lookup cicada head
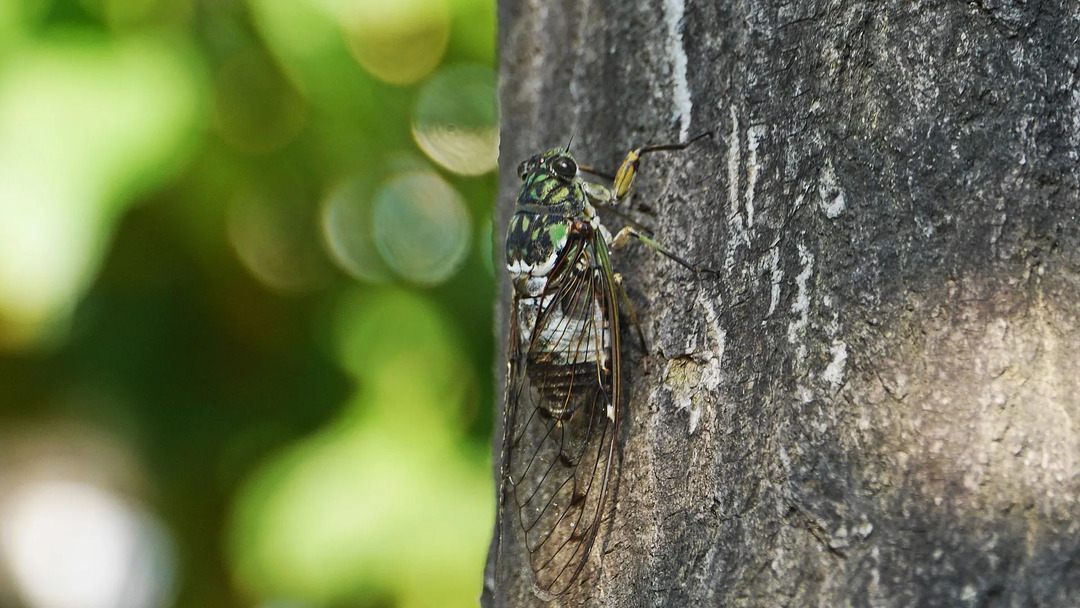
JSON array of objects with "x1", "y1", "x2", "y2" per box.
[{"x1": 514, "y1": 148, "x2": 584, "y2": 210}]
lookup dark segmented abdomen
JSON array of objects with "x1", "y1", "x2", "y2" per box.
[{"x1": 526, "y1": 359, "x2": 605, "y2": 420}]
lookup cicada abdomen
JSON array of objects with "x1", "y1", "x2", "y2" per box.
[{"x1": 506, "y1": 219, "x2": 619, "y2": 596}]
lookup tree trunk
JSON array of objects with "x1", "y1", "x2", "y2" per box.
[{"x1": 486, "y1": 0, "x2": 1080, "y2": 605}]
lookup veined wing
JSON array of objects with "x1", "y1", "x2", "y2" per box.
[{"x1": 503, "y1": 227, "x2": 621, "y2": 598}]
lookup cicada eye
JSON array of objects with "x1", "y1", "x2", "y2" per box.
[
  {"x1": 551, "y1": 156, "x2": 577, "y2": 180},
  {"x1": 517, "y1": 161, "x2": 527, "y2": 179}
]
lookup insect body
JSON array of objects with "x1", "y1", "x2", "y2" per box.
[{"x1": 500, "y1": 133, "x2": 709, "y2": 598}]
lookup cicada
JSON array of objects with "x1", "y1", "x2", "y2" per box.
[{"x1": 499, "y1": 132, "x2": 710, "y2": 598}]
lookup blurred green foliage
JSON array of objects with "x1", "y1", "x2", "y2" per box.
[{"x1": 0, "y1": 1, "x2": 497, "y2": 607}]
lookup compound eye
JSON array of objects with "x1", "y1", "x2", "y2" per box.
[
  {"x1": 516, "y1": 161, "x2": 527, "y2": 179},
  {"x1": 551, "y1": 156, "x2": 577, "y2": 179}
]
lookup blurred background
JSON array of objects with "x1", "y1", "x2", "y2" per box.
[{"x1": 0, "y1": 0, "x2": 497, "y2": 607}]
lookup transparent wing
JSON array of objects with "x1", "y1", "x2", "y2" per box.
[{"x1": 502, "y1": 232, "x2": 621, "y2": 598}]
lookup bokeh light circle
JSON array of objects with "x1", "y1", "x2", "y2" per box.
[
  {"x1": 0, "y1": 425, "x2": 177, "y2": 608},
  {"x1": 342, "y1": 0, "x2": 450, "y2": 85},
  {"x1": 372, "y1": 172, "x2": 471, "y2": 285},
  {"x1": 320, "y1": 176, "x2": 390, "y2": 283},
  {"x1": 227, "y1": 188, "x2": 331, "y2": 293},
  {"x1": 0, "y1": 480, "x2": 175, "y2": 608},
  {"x1": 411, "y1": 64, "x2": 499, "y2": 175}
]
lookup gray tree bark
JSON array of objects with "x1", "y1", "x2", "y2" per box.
[{"x1": 486, "y1": 0, "x2": 1080, "y2": 605}]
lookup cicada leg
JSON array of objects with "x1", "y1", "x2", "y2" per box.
[
  {"x1": 612, "y1": 271, "x2": 645, "y2": 343},
  {"x1": 577, "y1": 164, "x2": 615, "y2": 181},
  {"x1": 604, "y1": 131, "x2": 717, "y2": 274},
  {"x1": 610, "y1": 225, "x2": 717, "y2": 275},
  {"x1": 612, "y1": 131, "x2": 712, "y2": 202}
]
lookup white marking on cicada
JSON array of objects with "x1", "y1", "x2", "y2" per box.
[
  {"x1": 506, "y1": 248, "x2": 559, "y2": 278},
  {"x1": 522, "y1": 276, "x2": 548, "y2": 297},
  {"x1": 507, "y1": 248, "x2": 561, "y2": 297},
  {"x1": 517, "y1": 292, "x2": 610, "y2": 366},
  {"x1": 530, "y1": 249, "x2": 559, "y2": 277},
  {"x1": 506, "y1": 259, "x2": 527, "y2": 275}
]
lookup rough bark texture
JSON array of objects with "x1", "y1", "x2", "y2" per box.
[{"x1": 487, "y1": 0, "x2": 1080, "y2": 605}]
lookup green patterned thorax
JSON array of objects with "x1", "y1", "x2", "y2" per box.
[{"x1": 505, "y1": 148, "x2": 588, "y2": 296}]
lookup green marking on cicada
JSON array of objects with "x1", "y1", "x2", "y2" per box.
[
  {"x1": 546, "y1": 221, "x2": 568, "y2": 245},
  {"x1": 499, "y1": 131, "x2": 712, "y2": 599}
]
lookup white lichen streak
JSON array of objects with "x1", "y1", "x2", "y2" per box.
[
  {"x1": 687, "y1": 294, "x2": 725, "y2": 435},
  {"x1": 821, "y1": 294, "x2": 847, "y2": 391},
  {"x1": 697, "y1": 295, "x2": 725, "y2": 392},
  {"x1": 823, "y1": 340, "x2": 848, "y2": 390},
  {"x1": 766, "y1": 245, "x2": 782, "y2": 317},
  {"x1": 818, "y1": 159, "x2": 846, "y2": 218},
  {"x1": 788, "y1": 242, "x2": 813, "y2": 365},
  {"x1": 1070, "y1": 81, "x2": 1080, "y2": 161},
  {"x1": 746, "y1": 124, "x2": 766, "y2": 228},
  {"x1": 655, "y1": 291, "x2": 725, "y2": 436},
  {"x1": 727, "y1": 108, "x2": 741, "y2": 219},
  {"x1": 662, "y1": 0, "x2": 692, "y2": 141},
  {"x1": 724, "y1": 107, "x2": 750, "y2": 274}
]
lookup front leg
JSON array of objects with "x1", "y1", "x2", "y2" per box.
[
  {"x1": 583, "y1": 181, "x2": 616, "y2": 208},
  {"x1": 613, "y1": 131, "x2": 713, "y2": 201}
]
